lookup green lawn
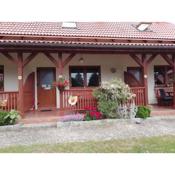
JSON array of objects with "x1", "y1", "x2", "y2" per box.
[{"x1": 1, "y1": 135, "x2": 175, "y2": 153}]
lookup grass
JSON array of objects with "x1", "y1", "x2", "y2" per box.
[{"x1": 1, "y1": 135, "x2": 175, "y2": 153}]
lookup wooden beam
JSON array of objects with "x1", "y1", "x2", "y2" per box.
[
  {"x1": 57, "y1": 52, "x2": 63, "y2": 74},
  {"x1": 23, "y1": 52, "x2": 38, "y2": 67},
  {"x1": 147, "y1": 54, "x2": 157, "y2": 65},
  {"x1": 43, "y1": 52, "x2": 57, "y2": 66},
  {"x1": 161, "y1": 54, "x2": 174, "y2": 66},
  {"x1": 62, "y1": 53, "x2": 76, "y2": 67},
  {"x1": 17, "y1": 52, "x2": 24, "y2": 117},
  {"x1": 1, "y1": 52, "x2": 17, "y2": 63},
  {"x1": 129, "y1": 54, "x2": 143, "y2": 67}
]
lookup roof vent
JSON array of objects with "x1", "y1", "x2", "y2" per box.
[
  {"x1": 136, "y1": 22, "x2": 152, "y2": 31},
  {"x1": 62, "y1": 22, "x2": 77, "y2": 29}
]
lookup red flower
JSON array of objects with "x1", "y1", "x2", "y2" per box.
[
  {"x1": 84, "y1": 106, "x2": 97, "y2": 111},
  {"x1": 89, "y1": 111, "x2": 102, "y2": 120}
]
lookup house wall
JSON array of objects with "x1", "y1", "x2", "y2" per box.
[{"x1": 0, "y1": 53, "x2": 168, "y2": 108}]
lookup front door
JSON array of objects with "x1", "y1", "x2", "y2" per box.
[{"x1": 37, "y1": 68, "x2": 56, "y2": 110}]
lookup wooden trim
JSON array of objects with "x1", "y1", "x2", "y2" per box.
[
  {"x1": 17, "y1": 52, "x2": 24, "y2": 116},
  {"x1": 147, "y1": 54, "x2": 157, "y2": 64},
  {"x1": 23, "y1": 52, "x2": 38, "y2": 67},
  {"x1": 1, "y1": 52, "x2": 17, "y2": 63},
  {"x1": 161, "y1": 54, "x2": 174, "y2": 66},
  {"x1": 62, "y1": 53, "x2": 76, "y2": 67},
  {"x1": 43, "y1": 52, "x2": 58, "y2": 66},
  {"x1": 129, "y1": 54, "x2": 143, "y2": 67}
]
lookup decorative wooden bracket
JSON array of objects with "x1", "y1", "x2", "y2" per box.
[
  {"x1": 23, "y1": 52, "x2": 38, "y2": 67},
  {"x1": 129, "y1": 54, "x2": 143, "y2": 67},
  {"x1": 44, "y1": 52, "x2": 76, "y2": 69},
  {"x1": 130, "y1": 53, "x2": 157, "y2": 67},
  {"x1": 43, "y1": 52, "x2": 58, "y2": 66},
  {"x1": 62, "y1": 53, "x2": 76, "y2": 67},
  {"x1": 1, "y1": 52, "x2": 17, "y2": 63},
  {"x1": 161, "y1": 54, "x2": 174, "y2": 67}
]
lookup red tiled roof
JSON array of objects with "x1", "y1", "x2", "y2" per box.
[
  {"x1": 0, "y1": 22, "x2": 175, "y2": 39},
  {"x1": 0, "y1": 22, "x2": 175, "y2": 48}
]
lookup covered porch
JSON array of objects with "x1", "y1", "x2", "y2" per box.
[{"x1": 0, "y1": 47, "x2": 175, "y2": 117}]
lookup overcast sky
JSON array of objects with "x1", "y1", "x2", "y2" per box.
[{"x1": 0, "y1": 0, "x2": 175, "y2": 23}]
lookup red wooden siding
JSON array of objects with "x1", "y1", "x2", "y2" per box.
[
  {"x1": 61, "y1": 89, "x2": 97, "y2": 111},
  {"x1": 0, "y1": 91, "x2": 18, "y2": 111}
]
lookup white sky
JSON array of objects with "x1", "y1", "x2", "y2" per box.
[{"x1": 0, "y1": 0, "x2": 175, "y2": 23}]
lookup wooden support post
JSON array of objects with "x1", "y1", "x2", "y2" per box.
[
  {"x1": 57, "y1": 53, "x2": 63, "y2": 110},
  {"x1": 142, "y1": 54, "x2": 148, "y2": 106},
  {"x1": 172, "y1": 55, "x2": 175, "y2": 109},
  {"x1": 17, "y1": 52, "x2": 24, "y2": 117},
  {"x1": 130, "y1": 53, "x2": 156, "y2": 106}
]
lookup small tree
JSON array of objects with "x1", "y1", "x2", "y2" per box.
[{"x1": 93, "y1": 78, "x2": 135, "y2": 118}]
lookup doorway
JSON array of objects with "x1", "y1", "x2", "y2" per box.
[{"x1": 37, "y1": 67, "x2": 56, "y2": 110}]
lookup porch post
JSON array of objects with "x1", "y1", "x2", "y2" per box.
[
  {"x1": 130, "y1": 53, "x2": 157, "y2": 106},
  {"x1": 142, "y1": 55, "x2": 149, "y2": 106},
  {"x1": 17, "y1": 52, "x2": 24, "y2": 117},
  {"x1": 172, "y1": 55, "x2": 175, "y2": 108},
  {"x1": 57, "y1": 53, "x2": 63, "y2": 110}
]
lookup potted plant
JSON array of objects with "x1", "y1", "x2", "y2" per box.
[{"x1": 53, "y1": 75, "x2": 69, "y2": 91}]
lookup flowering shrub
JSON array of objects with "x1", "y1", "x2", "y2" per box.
[
  {"x1": 84, "y1": 106, "x2": 102, "y2": 121},
  {"x1": 93, "y1": 78, "x2": 136, "y2": 118},
  {"x1": 53, "y1": 75, "x2": 69, "y2": 90}
]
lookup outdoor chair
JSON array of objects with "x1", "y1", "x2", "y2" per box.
[{"x1": 158, "y1": 89, "x2": 173, "y2": 106}]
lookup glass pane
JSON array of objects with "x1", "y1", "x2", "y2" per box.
[
  {"x1": 128, "y1": 69, "x2": 141, "y2": 82},
  {"x1": 39, "y1": 69, "x2": 54, "y2": 87},
  {"x1": 154, "y1": 66, "x2": 165, "y2": 85},
  {"x1": 70, "y1": 68, "x2": 84, "y2": 87},
  {"x1": 87, "y1": 68, "x2": 100, "y2": 87}
]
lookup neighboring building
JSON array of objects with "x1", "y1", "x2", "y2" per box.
[{"x1": 0, "y1": 22, "x2": 175, "y2": 116}]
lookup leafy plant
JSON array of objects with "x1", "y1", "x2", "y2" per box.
[
  {"x1": 136, "y1": 106, "x2": 151, "y2": 119},
  {"x1": 93, "y1": 78, "x2": 135, "y2": 118},
  {"x1": 0, "y1": 111, "x2": 9, "y2": 126},
  {"x1": 0, "y1": 110, "x2": 20, "y2": 126}
]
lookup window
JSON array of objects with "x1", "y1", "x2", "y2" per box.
[
  {"x1": 154, "y1": 66, "x2": 173, "y2": 86},
  {"x1": 136, "y1": 23, "x2": 152, "y2": 31},
  {"x1": 62, "y1": 22, "x2": 77, "y2": 29},
  {"x1": 125, "y1": 67, "x2": 143, "y2": 87},
  {"x1": 70, "y1": 66, "x2": 101, "y2": 87},
  {"x1": 0, "y1": 66, "x2": 4, "y2": 91}
]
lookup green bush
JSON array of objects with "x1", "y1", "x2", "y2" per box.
[
  {"x1": 0, "y1": 110, "x2": 20, "y2": 126},
  {"x1": 0, "y1": 111, "x2": 9, "y2": 126},
  {"x1": 93, "y1": 78, "x2": 135, "y2": 118},
  {"x1": 136, "y1": 106, "x2": 151, "y2": 119}
]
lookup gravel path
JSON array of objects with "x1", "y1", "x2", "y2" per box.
[{"x1": 0, "y1": 117, "x2": 175, "y2": 148}]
